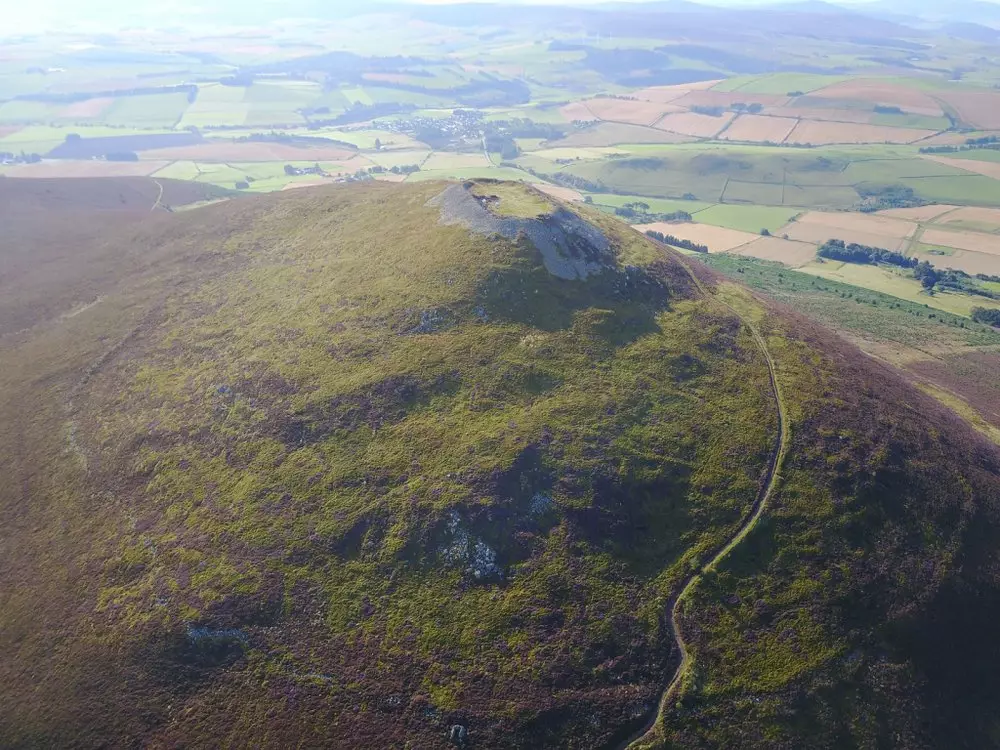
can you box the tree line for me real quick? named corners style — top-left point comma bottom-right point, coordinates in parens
top-left (818, 239), bottom-right (917, 268)
top-left (645, 230), bottom-right (708, 253)
top-left (819, 239), bottom-right (1000, 298)
top-left (972, 308), bottom-right (1000, 327)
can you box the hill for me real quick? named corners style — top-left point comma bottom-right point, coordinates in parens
top-left (1, 178), bottom-right (1000, 748)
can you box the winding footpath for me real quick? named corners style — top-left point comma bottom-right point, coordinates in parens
top-left (617, 253), bottom-right (792, 750)
top-left (151, 179), bottom-right (165, 212)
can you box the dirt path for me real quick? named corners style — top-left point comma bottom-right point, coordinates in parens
top-left (616, 248), bottom-right (791, 750)
top-left (151, 178), bottom-right (165, 212)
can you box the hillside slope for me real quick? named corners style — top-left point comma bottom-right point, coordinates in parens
top-left (1, 178), bottom-right (999, 749)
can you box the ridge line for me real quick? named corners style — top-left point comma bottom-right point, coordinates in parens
top-left (615, 247), bottom-right (791, 750)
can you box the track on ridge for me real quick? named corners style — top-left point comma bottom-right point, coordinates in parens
top-left (613, 246), bottom-right (791, 750)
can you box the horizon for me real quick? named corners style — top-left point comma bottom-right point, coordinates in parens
top-left (5, 0), bottom-right (1000, 33)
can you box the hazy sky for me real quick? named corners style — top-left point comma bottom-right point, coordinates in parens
top-left (5, 0), bottom-right (998, 33)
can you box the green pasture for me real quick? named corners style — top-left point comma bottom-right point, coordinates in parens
top-left (178, 84), bottom-right (249, 128)
top-left (405, 165), bottom-right (529, 182)
top-left (103, 93), bottom-right (191, 128)
top-left (870, 112), bottom-right (951, 131)
top-left (714, 73), bottom-right (850, 95)
top-left (692, 203), bottom-right (801, 233)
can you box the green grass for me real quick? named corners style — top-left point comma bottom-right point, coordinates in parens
top-left (103, 93), bottom-right (191, 128)
top-left (178, 84), bottom-right (249, 128)
top-left (722, 180), bottom-right (786, 206)
top-left (588, 194), bottom-right (713, 214)
top-left (797, 258), bottom-right (1000, 317)
top-left (405, 166), bottom-right (529, 182)
top-left (692, 204), bottom-right (801, 233)
top-left (947, 149), bottom-right (1000, 164)
top-left (715, 73), bottom-right (850, 95)
top-left (0, 179), bottom-right (783, 747)
top-left (469, 181), bottom-right (553, 217)
top-left (0, 124), bottom-right (173, 155)
top-left (902, 174), bottom-right (1000, 206)
top-left (341, 86), bottom-right (373, 106)
top-left (0, 100), bottom-right (60, 123)
top-left (551, 143), bottom-right (1000, 209)
top-left (150, 160), bottom-right (202, 181)
top-left (870, 112), bottom-right (951, 130)
top-left (703, 253), bottom-right (1000, 347)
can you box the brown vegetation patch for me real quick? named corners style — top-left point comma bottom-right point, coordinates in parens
top-left (559, 101), bottom-right (597, 122)
top-left (936, 91), bottom-right (1000, 130)
top-left (637, 222), bottom-right (758, 252)
top-left (764, 106), bottom-right (871, 124)
top-left (2, 160), bottom-right (169, 178)
top-left (362, 72), bottom-right (415, 84)
top-left (907, 351), bottom-right (1000, 429)
top-left (879, 204), bottom-right (961, 221)
top-left (921, 154), bottom-right (1000, 180)
top-left (421, 151), bottom-right (492, 170)
top-left (939, 206), bottom-right (1000, 230)
top-left (530, 183), bottom-right (583, 202)
top-left (730, 236), bottom-right (818, 267)
top-left (548, 122), bottom-right (694, 147)
top-left (632, 80), bottom-right (723, 103)
top-left (720, 114), bottom-right (799, 143)
top-left (784, 120), bottom-right (936, 145)
top-left (909, 246), bottom-right (1000, 276)
top-left (654, 111), bottom-right (735, 138)
top-left (139, 142), bottom-right (360, 162)
top-left (0, 125), bottom-right (21, 138)
top-left (581, 98), bottom-right (683, 126)
top-left (919, 130), bottom-right (1000, 146)
top-left (809, 79), bottom-right (945, 116)
top-left (921, 227), bottom-right (1000, 257)
top-left (779, 211), bottom-right (916, 250)
top-left (58, 97), bottom-right (114, 119)
top-left (671, 90), bottom-right (790, 109)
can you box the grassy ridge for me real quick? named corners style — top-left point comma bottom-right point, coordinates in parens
top-left (3, 179), bottom-right (1000, 748)
top-left (0, 180), bottom-right (777, 747)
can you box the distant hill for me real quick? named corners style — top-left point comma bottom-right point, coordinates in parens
top-left (1, 178), bottom-right (999, 748)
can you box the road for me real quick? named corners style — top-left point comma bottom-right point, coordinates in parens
top-left (616, 248), bottom-right (791, 750)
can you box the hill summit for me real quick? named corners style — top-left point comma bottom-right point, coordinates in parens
top-left (2, 178), bottom-right (1000, 749)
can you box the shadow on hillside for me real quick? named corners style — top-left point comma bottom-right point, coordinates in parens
top-left (477, 237), bottom-right (674, 344)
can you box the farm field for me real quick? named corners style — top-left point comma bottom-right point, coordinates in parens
top-left (936, 206), bottom-right (1000, 232)
top-left (421, 151), bottom-right (493, 170)
top-left (178, 84), bottom-right (249, 128)
top-left (637, 221), bottom-right (759, 252)
top-left (0, 159), bottom-right (168, 178)
top-left (581, 98), bottom-right (682, 126)
top-left (730, 235), bottom-right (825, 267)
top-left (797, 259), bottom-right (1000, 317)
top-left (138, 142), bottom-right (362, 162)
top-left (783, 120), bottom-right (935, 145)
top-left (691, 203), bottom-right (801, 233)
top-left (922, 154), bottom-right (1000, 180)
top-left (589, 193), bottom-right (713, 214)
top-left (102, 93), bottom-right (191, 128)
top-left (712, 73), bottom-right (851, 95)
top-left (404, 165), bottom-right (529, 182)
top-left (778, 210), bottom-right (916, 250)
top-left (909, 245), bottom-right (1000, 276)
top-left (807, 79), bottom-right (946, 117)
top-left (549, 122), bottom-right (694, 147)
top-left (703, 253), bottom-right (1000, 436)
top-left (654, 111), bottom-right (735, 137)
top-left (720, 114), bottom-right (798, 143)
top-left (920, 227), bottom-right (1000, 257)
